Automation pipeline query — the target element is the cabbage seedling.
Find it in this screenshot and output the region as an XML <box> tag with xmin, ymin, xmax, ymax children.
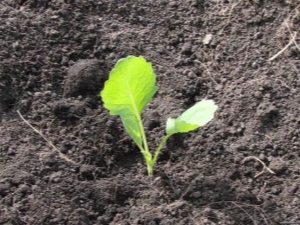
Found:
<box><xmin>101</xmin><ymin>56</ymin><xmax>217</xmax><ymax>176</ymax></box>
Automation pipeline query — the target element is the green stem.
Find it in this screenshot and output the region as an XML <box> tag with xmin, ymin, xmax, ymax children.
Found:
<box><xmin>147</xmin><ymin>163</ymin><xmax>153</xmax><ymax>176</ymax></box>
<box><xmin>151</xmin><ymin>134</ymin><xmax>172</xmax><ymax>170</ymax></box>
<box><xmin>136</xmin><ymin>114</ymin><xmax>154</xmax><ymax>175</ymax></box>
<box><xmin>135</xmin><ymin>112</ymin><xmax>172</xmax><ymax>176</ymax></box>
<box><xmin>138</xmin><ymin>116</ymin><xmax>150</xmax><ymax>154</ymax></box>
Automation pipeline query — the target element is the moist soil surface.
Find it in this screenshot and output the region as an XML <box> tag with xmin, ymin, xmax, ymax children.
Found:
<box><xmin>1</xmin><ymin>0</ymin><xmax>300</xmax><ymax>224</ymax></box>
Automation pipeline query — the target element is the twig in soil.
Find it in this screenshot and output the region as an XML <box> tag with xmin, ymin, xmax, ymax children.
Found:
<box><xmin>17</xmin><ymin>110</ymin><xmax>78</xmax><ymax>165</ymax></box>
<box><xmin>231</xmin><ymin>201</ymin><xmax>258</xmax><ymax>225</ymax></box>
<box><xmin>0</xmin><ymin>184</ymin><xmax>27</xmax><ymax>204</ymax></box>
<box><xmin>256</xmin><ymin>181</ymin><xmax>267</xmax><ymax>202</ymax></box>
<box><xmin>229</xmin><ymin>201</ymin><xmax>270</xmax><ymax>225</ymax></box>
<box><xmin>179</xmin><ymin>180</ymin><xmax>194</xmax><ymax>200</ymax></box>
<box><xmin>0</xmin><ymin>183</ymin><xmax>33</xmax><ymax>224</ymax></box>
<box><xmin>284</xmin><ymin>20</ymin><xmax>300</xmax><ymax>52</ymax></box>
<box><xmin>194</xmin><ymin>201</ymin><xmax>270</xmax><ymax>225</ymax></box>
<box><xmin>268</xmin><ymin>37</ymin><xmax>295</xmax><ymax>61</ymax></box>
<box><xmin>242</xmin><ymin>156</ymin><xmax>275</xmax><ymax>178</ymax></box>
<box><xmin>196</xmin><ymin>60</ymin><xmax>220</xmax><ymax>87</ymax></box>
<box><xmin>227</xmin><ymin>0</ymin><xmax>242</xmax><ymax>24</ymax></box>
<box><xmin>268</xmin><ymin>27</ymin><xmax>297</xmax><ymax>61</ymax></box>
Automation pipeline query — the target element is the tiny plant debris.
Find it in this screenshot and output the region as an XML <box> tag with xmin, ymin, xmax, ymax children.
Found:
<box><xmin>101</xmin><ymin>56</ymin><xmax>218</xmax><ymax>176</ymax></box>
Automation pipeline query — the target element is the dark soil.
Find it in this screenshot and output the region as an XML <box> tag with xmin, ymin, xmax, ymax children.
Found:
<box><xmin>1</xmin><ymin>0</ymin><xmax>300</xmax><ymax>224</ymax></box>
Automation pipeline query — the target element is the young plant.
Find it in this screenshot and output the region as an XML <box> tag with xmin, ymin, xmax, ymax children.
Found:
<box><xmin>101</xmin><ymin>56</ymin><xmax>217</xmax><ymax>176</ymax></box>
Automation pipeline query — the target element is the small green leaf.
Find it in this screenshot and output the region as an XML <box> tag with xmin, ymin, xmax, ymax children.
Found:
<box><xmin>101</xmin><ymin>56</ymin><xmax>157</xmax><ymax>147</ymax></box>
<box><xmin>166</xmin><ymin>119</ymin><xmax>199</xmax><ymax>135</ymax></box>
<box><xmin>166</xmin><ymin>99</ymin><xmax>218</xmax><ymax>135</ymax></box>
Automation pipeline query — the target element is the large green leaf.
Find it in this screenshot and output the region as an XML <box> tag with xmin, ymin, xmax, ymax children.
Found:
<box><xmin>166</xmin><ymin>99</ymin><xmax>218</xmax><ymax>135</ymax></box>
<box><xmin>101</xmin><ymin>56</ymin><xmax>157</xmax><ymax>147</ymax></box>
